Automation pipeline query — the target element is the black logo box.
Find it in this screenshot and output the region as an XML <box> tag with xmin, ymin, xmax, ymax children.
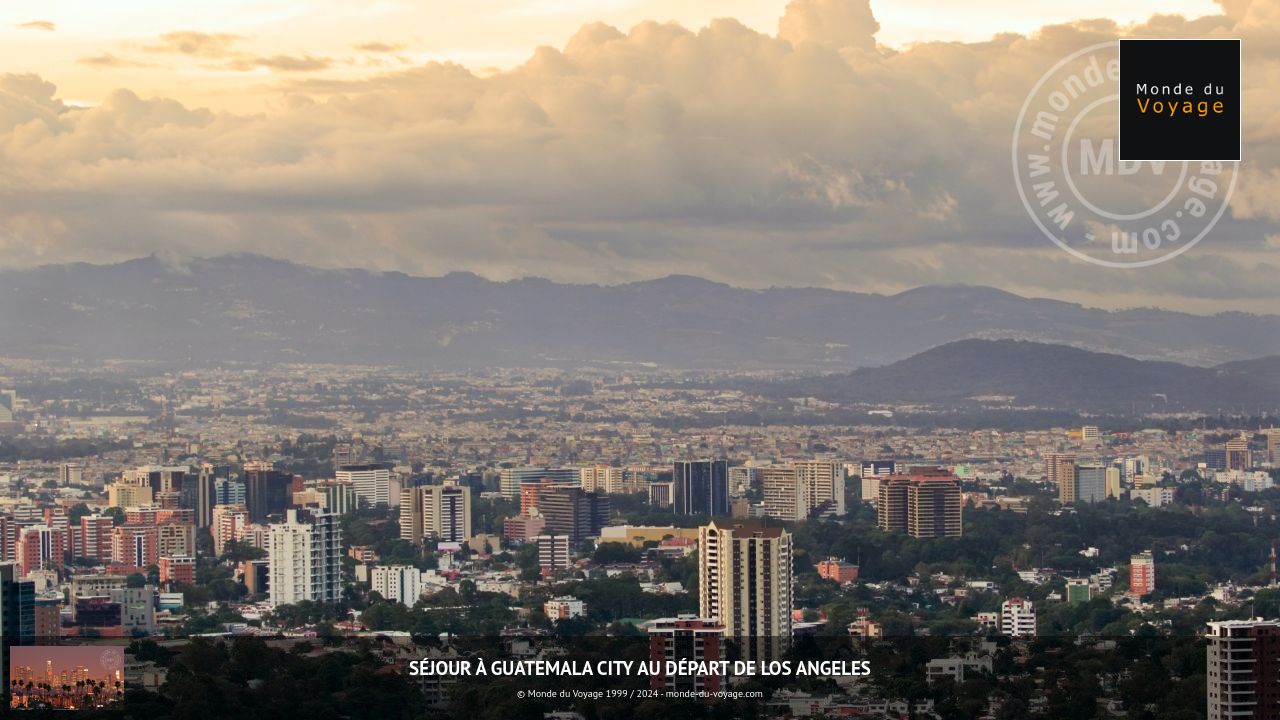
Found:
<box><xmin>1119</xmin><ymin>38</ymin><xmax>1241</xmax><ymax>161</ymax></box>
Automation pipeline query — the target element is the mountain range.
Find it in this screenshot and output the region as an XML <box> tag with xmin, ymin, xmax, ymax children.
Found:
<box><xmin>1</xmin><ymin>254</ymin><xmax>1278</xmax><ymax>371</ymax></box>
<box><xmin>774</xmin><ymin>339</ymin><xmax>1280</xmax><ymax>413</ymax></box>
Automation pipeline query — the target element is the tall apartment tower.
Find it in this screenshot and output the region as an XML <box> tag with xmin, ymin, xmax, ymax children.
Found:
<box><xmin>579</xmin><ymin>465</ymin><xmax>624</xmax><ymax>494</ymax></box>
<box><xmin>0</xmin><ymin>563</ymin><xmax>35</xmax><ymax>688</ymax></box>
<box><xmin>1206</xmin><ymin>620</ymin><xmax>1280</xmax><ymax>720</ymax></box>
<box><xmin>1226</xmin><ymin>436</ymin><xmax>1251</xmax><ymax>472</ymax></box>
<box><xmin>1130</xmin><ymin>551</ymin><xmax>1156</xmax><ymax>597</ymax></box>
<box><xmin>400</xmin><ymin>481</ymin><xmax>473</xmax><ymax>544</ymax></box>
<box><xmin>877</xmin><ymin>470</ymin><xmax>962</xmax><ymax>538</ymax></box>
<box><xmin>1045</xmin><ymin>453</ymin><xmax>1078</xmax><ymax>503</ymax></box>
<box><xmin>698</xmin><ymin>520</ymin><xmax>793</xmax><ymax>663</ymax></box>
<box><xmin>268</xmin><ymin>509</ymin><xmax>343</xmax><ymax>606</ymax></box>
<box><xmin>760</xmin><ymin>461</ymin><xmax>847</xmax><ymax>520</ymax></box>
<box><xmin>674</xmin><ymin>460</ymin><xmax>729</xmax><ymax>516</ymax></box>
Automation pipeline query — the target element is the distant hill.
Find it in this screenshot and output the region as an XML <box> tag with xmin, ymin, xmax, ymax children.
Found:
<box><xmin>775</xmin><ymin>339</ymin><xmax>1280</xmax><ymax>413</ymax></box>
<box><xmin>1</xmin><ymin>254</ymin><xmax>1279</xmax><ymax>370</ymax></box>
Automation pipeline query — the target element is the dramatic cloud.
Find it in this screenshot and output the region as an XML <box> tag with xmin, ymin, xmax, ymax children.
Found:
<box><xmin>1</xmin><ymin>0</ymin><xmax>1279</xmax><ymax>313</ymax></box>
<box><xmin>17</xmin><ymin>21</ymin><xmax>56</xmax><ymax>32</ymax></box>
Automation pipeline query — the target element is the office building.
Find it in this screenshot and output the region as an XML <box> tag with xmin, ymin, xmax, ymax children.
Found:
<box><xmin>59</xmin><ymin>463</ymin><xmax>84</xmax><ymax>487</ymax></box>
<box><xmin>647</xmin><ymin>616</ymin><xmax>725</xmax><ymax>694</ymax></box>
<box><xmin>698</xmin><ymin>520</ymin><xmax>793</xmax><ymax>663</ymax></box>
<box><xmin>195</xmin><ymin>463</ymin><xmax>233</xmax><ymax>529</ymax></box>
<box><xmin>0</xmin><ymin>563</ymin><xmax>35</xmax><ymax>683</ymax></box>
<box><xmin>1206</xmin><ymin>620</ymin><xmax>1280</xmax><ymax>720</ymax></box>
<box><xmin>1074</xmin><ymin>464</ymin><xmax>1108</xmax><ymax>504</ymax></box>
<box><xmin>648</xmin><ymin>481</ymin><xmax>674</xmax><ymax>508</ymax></box>
<box><xmin>1226</xmin><ymin>437</ymin><xmax>1251</xmax><ymax>472</ymax></box>
<box><xmin>539</xmin><ymin>487</ymin><xmax>610</xmax><ymax>544</ymax></box>
<box><xmin>371</xmin><ymin>565</ymin><xmax>424</xmax><ymax>606</ymax></box>
<box><xmin>157</xmin><ymin>522</ymin><xmax>195</xmax><ymax>559</ymax></box>
<box><xmin>674</xmin><ymin>460</ymin><xmax>729</xmax><ymax>516</ymax></box>
<box><xmin>336</xmin><ymin>463</ymin><xmax>395</xmax><ymax>508</ymax></box>
<box><xmin>1081</xmin><ymin>425</ymin><xmax>1101</xmax><ymax>445</ymax></box>
<box><xmin>1130</xmin><ymin>551</ymin><xmax>1155</xmax><ymax>597</ymax></box>
<box><xmin>268</xmin><ymin>509</ymin><xmax>343</xmax><ymax>606</ymax></box>
<box><xmin>499</xmin><ymin>467</ymin><xmax>579</xmax><ymax>500</ymax></box>
<box><xmin>244</xmin><ymin>461</ymin><xmax>295</xmax><ymax>522</ymax></box>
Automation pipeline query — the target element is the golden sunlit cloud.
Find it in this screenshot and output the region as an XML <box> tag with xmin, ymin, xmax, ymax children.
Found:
<box><xmin>17</xmin><ymin>20</ymin><xmax>55</xmax><ymax>31</ymax></box>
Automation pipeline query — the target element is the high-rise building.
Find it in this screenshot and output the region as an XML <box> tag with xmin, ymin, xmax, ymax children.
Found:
<box><xmin>371</xmin><ymin>565</ymin><xmax>424</xmax><ymax>606</ymax></box>
<box><xmin>647</xmin><ymin>616</ymin><xmax>725</xmax><ymax>694</ymax></box>
<box><xmin>0</xmin><ymin>563</ymin><xmax>35</xmax><ymax>684</ymax></box>
<box><xmin>1206</xmin><ymin>620</ymin><xmax>1280</xmax><ymax>720</ymax></box>
<box><xmin>1074</xmin><ymin>464</ymin><xmax>1108</xmax><ymax>504</ymax></box>
<box><xmin>338</xmin><ymin>463</ymin><xmax>395</xmax><ymax>508</ymax></box>
<box><xmin>1045</xmin><ymin>453</ymin><xmax>1078</xmax><ymax>503</ymax></box>
<box><xmin>78</xmin><ymin>515</ymin><xmax>115</xmax><ymax>564</ymax></box>
<box><xmin>111</xmin><ymin>524</ymin><xmax>158</xmax><ymax>569</ymax></box>
<box><xmin>244</xmin><ymin>461</ymin><xmax>295</xmax><ymax>522</ymax></box>
<box><xmin>674</xmin><ymin>460</ymin><xmax>729</xmax><ymax>516</ymax></box>
<box><xmin>59</xmin><ymin>463</ymin><xmax>84</xmax><ymax>487</ymax></box>
<box><xmin>1226</xmin><ymin>436</ymin><xmax>1251</xmax><ymax>472</ymax></box>
<box><xmin>698</xmin><ymin>520</ymin><xmax>792</xmax><ymax>662</ymax></box>
<box><xmin>1130</xmin><ymin>551</ymin><xmax>1155</xmax><ymax>597</ymax></box>
<box><xmin>760</xmin><ymin>462</ymin><xmax>846</xmax><ymax>520</ymax></box>
<box><xmin>268</xmin><ymin>509</ymin><xmax>343</xmax><ymax>606</ymax></box>
<box><xmin>540</xmin><ymin>487</ymin><xmax>610</xmax><ymax>544</ymax></box>
<box><xmin>16</xmin><ymin>526</ymin><xmax>64</xmax><ymax>576</ymax></box>
<box><xmin>1000</xmin><ymin>597</ymin><xmax>1036</xmax><ymax>637</ymax></box>
<box><xmin>159</xmin><ymin>555</ymin><xmax>196</xmax><ymax>585</ymax></box>
<box><xmin>294</xmin><ymin>480</ymin><xmax>356</xmax><ymax>516</ymax></box>
<box><xmin>579</xmin><ymin>465</ymin><xmax>624</xmax><ymax>494</ymax></box>
<box><xmin>107</xmin><ymin>482</ymin><xmax>154</xmax><ymax>508</ymax></box>
<box><xmin>499</xmin><ymin>467</ymin><xmax>579</xmax><ymax>500</ymax></box>
<box><xmin>1266</xmin><ymin>430</ymin><xmax>1280</xmax><ymax>465</ymax></box>
<box><xmin>876</xmin><ymin>470</ymin><xmax>963</xmax><ymax>538</ymax></box>
<box><xmin>536</xmin><ymin>534</ymin><xmax>572</xmax><ymax>576</ymax></box>
<box><xmin>400</xmin><ymin>481</ymin><xmax>473</xmax><ymax>544</ymax></box>
<box><xmin>156</xmin><ymin>522</ymin><xmax>195</xmax><ymax>559</ymax></box>
<box><xmin>195</xmin><ymin>463</ymin><xmax>234</xmax><ymax>529</ymax></box>
<box><xmin>1081</xmin><ymin>425</ymin><xmax>1101</xmax><ymax>445</ymax></box>
<box><xmin>211</xmin><ymin>504</ymin><xmax>251</xmax><ymax>556</ymax></box>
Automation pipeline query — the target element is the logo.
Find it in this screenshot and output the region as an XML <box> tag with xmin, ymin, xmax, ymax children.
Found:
<box><xmin>1012</xmin><ymin>41</ymin><xmax>1237</xmax><ymax>268</ymax></box>
<box><xmin>99</xmin><ymin>647</ymin><xmax>123</xmax><ymax>671</ymax></box>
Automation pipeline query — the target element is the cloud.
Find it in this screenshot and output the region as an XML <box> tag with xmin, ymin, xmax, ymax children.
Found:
<box><xmin>77</xmin><ymin>54</ymin><xmax>158</xmax><ymax>69</ymax></box>
<box><xmin>144</xmin><ymin>31</ymin><xmax>243</xmax><ymax>58</ymax></box>
<box><xmin>354</xmin><ymin>42</ymin><xmax>405</xmax><ymax>53</ymax></box>
<box><xmin>778</xmin><ymin>0</ymin><xmax>880</xmax><ymax>51</ymax></box>
<box><xmin>1</xmin><ymin>1</ymin><xmax>1280</xmax><ymax>313</ymax></box>
<box><xmin>226</xmin><ymin>55</ymin><xmax>332</xmax><ymax>72</ymax></box>
<box><xmin>18</xmin><ymin>21</ymin><xmax>55</xmax><ymax>32</ymax></box>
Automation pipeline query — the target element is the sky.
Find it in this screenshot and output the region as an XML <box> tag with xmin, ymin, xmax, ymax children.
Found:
<box><xmin>1</xmin><ymin>0</ymin><xmax>1278</xmax><ymax>314</ymax></box>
